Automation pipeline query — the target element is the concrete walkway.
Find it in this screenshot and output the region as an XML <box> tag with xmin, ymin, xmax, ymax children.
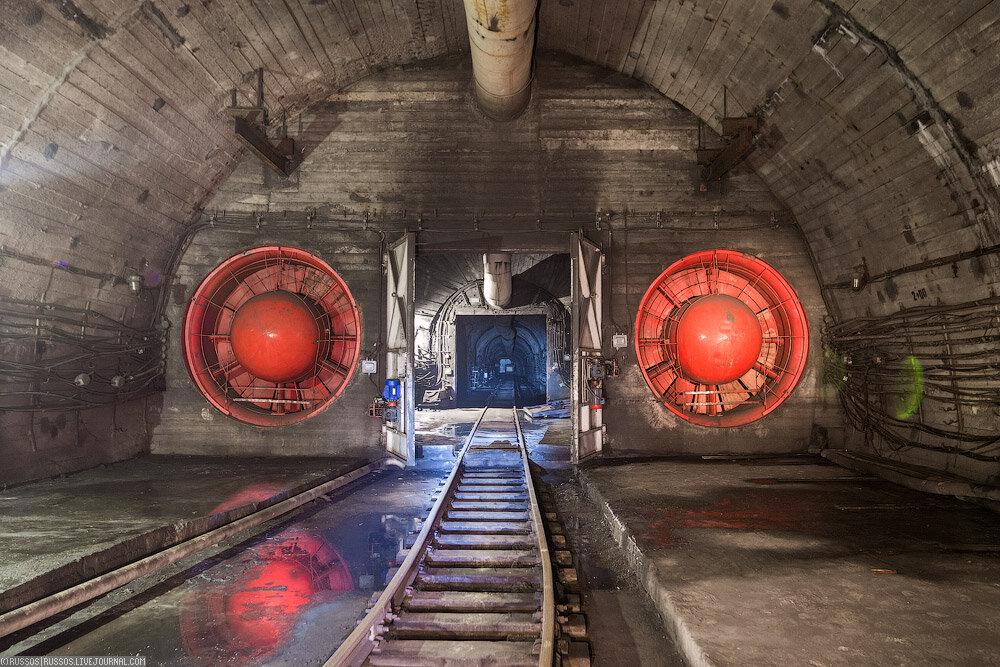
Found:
<box><xmin>0</xmin><ymin>454</ymin><xmax>369</xmax><ymax>615</ymax></box>
<box><xmin>579</xmin><ymin>458</ymin><xmax>1000</xmax><ymax>667</ymax></box>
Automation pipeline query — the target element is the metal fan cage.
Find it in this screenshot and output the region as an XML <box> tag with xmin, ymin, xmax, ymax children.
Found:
<box><xmin>634</xmin><ymin>249</ymin><xmax>808</xmax><ymax>426</ymax></box>
<box><xmin>182</xmin><ymin>246</ymin><xmax>360</xmax><ymax>426</ymax></box>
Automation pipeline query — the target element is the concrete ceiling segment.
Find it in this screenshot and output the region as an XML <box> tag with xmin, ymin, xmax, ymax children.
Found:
<box><xmin>2</xmin><ymin>0</ymin><xmax>999</xmax><ymax>323</ymax></box>
<box><xmin>0</xmin><ymin>0</ymin><xmax>468</xmax><ymax>313</ymax></box>
<box><xmin>539</xmin><ymin>0</ymin><xmax>1000</xmax><ymax>318</ymax></box>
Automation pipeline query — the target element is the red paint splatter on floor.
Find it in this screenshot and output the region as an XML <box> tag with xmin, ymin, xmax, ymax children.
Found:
<box><xmin>644</xmin><ymin>493</ymin><xmax>812</xmax><ymax>547</ymax></box>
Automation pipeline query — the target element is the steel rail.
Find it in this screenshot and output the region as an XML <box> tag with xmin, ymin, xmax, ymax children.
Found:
<box><xmin>325</xmin><ymin>405</ymin><xmax>490</xmax><ymax>667</ymax></box>
<box><xmin>0</xmin><ymin>459</ymin><xmax>384</xmax><ymax>638</ymax></box>
<box><xmin>513</xmin><ymin>406</ymin><xmax>556</xmax><ymax>667</ymax></box>
<box><xmin>326</xmin><ymin>404</ymin><xmax>556</xmax><ymax>666</ymax></box>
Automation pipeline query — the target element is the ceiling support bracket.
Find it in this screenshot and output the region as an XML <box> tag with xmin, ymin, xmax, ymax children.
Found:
<box><xmin>229</xmin><ymin>68</ymin><xmax>295</xmax><ymax>177</ymax></box>
<box><xmin>697</xmin><ymin>116</ymin><xmax>759</xmax><ymax>189</ymax></box>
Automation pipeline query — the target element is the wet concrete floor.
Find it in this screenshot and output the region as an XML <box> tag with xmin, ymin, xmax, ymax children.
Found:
<box><xmin>8</xmin><ymin>410</ymin><xmax>997</xmax><ymax>666</ymax></box>
<box><xmin>4</xmin><ymin>459</ymin><xmax>447</xmax><ymax>662</ymax></box>
<box><xmin>580</xmin><ymin>458</ymin><xmax>1000</xmax><ymax>666</ymax></box>
<box><xmin>4</xmin><ymin>410</ymin><xmax>684</xmax><ymax>665</ymax></box>
<box><xmin>0</xmin><ymin>455</ymin><xmax>368</xmax><ymax>600</ymax></box>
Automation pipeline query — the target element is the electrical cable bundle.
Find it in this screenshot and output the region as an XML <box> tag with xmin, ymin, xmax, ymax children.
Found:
<box><xmin>822</xmin><ymin>296</ymin><xmax>1000</xmax><ymax>462</ymax></box>
<box><xmin>0</xmin><ymin>297</ymin><xmax>166</xmax><ymax>411</ymax></box>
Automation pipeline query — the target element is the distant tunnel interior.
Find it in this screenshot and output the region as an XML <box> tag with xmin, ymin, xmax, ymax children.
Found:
<box><xmin>414</xmin><ymin>252</ymin><xmax>571</xmax><ymax>411</ymax></box>
<box><xmin>455</xmin><ymin>314</ymin><xmax>547</xmax><ymax>408</ymax></box>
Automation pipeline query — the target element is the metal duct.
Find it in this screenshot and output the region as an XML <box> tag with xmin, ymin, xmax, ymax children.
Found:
<box><xmin>462</xmin><ymin>0</ymin><xmax>538</xmax><ymax>120</ymax></box>
<box><xmin>483</xmin><ymin>253</ymin><xmax>512</xmax><ymax>309</ymax></box>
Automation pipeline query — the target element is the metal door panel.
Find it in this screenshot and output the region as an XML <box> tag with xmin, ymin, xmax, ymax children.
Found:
<box><xmin>386</xmin><ymin>233</ymin><xmax>415</xmax><ymax>464</ymax></box>
<box><xmin>571</xmin><ymin>233</ymin><xmax>604</xmax><ymax>463</ymax></box>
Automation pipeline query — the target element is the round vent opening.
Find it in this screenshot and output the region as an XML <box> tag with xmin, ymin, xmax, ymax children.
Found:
<box><xmin>635</xmin><ymin>249</ymin><xmax>808</xmax><ymax>427</ymax></box>
<box><xmin>183</xmin><ymin>246</ymin><xmax>361</xmax><ymax>426</ymax></box>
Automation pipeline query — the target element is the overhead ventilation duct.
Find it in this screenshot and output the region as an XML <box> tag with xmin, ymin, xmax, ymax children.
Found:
<box><xmin>483</xmin><ymin>253</ymin><xmax>512</xmax><ymax>309</ymax></box>
<box><xmin>462</xmin><ymin>0</ymin><xmax>538</xmax><ymax>120</ymax></box>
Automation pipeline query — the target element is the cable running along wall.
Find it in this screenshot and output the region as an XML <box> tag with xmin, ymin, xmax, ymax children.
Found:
<box><xmin>0</xmin><ymin>297</ymin><xmax>164</xmax><ymax>410</ymax></box>
<box><xmin>823</xmin><ymin>297</ymin><xmax>1000</xmax><ymax>463</ymax></box>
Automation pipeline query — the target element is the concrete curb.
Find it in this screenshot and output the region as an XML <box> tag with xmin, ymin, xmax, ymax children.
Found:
<box><xmin>577</xmin><ymin>470</ymin><xmax>715</xmax><ymax>667</ymax></box>
<box><xmin>0</xmin><ymin>458</ymin><xmax>386</xmax><ymax>639</ymax></box>
<box><xmin>0</xmin><ymin>457</ymin><xmax>381</xmax><ymax>616</ymax></box>
<box><xmin>821</xmin><ymin>449</ymin><xmax>1000</xmax><ymax>505</ymax></box>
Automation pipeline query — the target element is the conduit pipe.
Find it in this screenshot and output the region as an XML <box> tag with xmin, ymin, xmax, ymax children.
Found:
<box><xmin>462</xmin><ymin>0</ymin><xmax>538</xmax><ymax>120</ymax></box>
<box><xmin>483</xmin><ymin>252</ymin><xmax>512</xmax><ymax>308</ymax></box>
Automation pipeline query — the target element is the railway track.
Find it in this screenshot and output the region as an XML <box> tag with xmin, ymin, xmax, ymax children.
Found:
<box><xmin>328</xmin><ymin>406</ymin><xmax>557</xmax><ymax>666</ymax></box>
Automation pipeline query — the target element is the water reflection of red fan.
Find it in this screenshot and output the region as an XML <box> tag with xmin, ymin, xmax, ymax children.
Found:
<box><xmin>180</xmin><ymin>507</ymin><xmax>353</xmax><ymax>661</ymax></box>
<box><xmin>209</xmin><ymin>483</ymin><xmax>289</xmax><ymax>514</ymax></box>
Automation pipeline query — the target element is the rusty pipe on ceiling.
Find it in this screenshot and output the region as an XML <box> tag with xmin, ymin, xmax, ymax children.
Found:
<box><xmin>462</xmin><ymin>0</ymin><xmax>538</xmax><ymax>120</ymax></box>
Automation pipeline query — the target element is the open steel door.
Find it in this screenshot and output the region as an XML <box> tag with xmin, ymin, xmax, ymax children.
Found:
<box><xmin>571</xmin><ymin>233</ymin><xmax>604</xmax><ymax>462</ymax></box>
<box><xmin>386</xmin><ymin>233</ymin><xmax>415</xmax><ymax>464</ymax></box>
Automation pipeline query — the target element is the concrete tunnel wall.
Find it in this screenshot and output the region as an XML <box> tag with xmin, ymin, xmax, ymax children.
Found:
<box><xmin>1</xmin><ymin>0</ymin><xmax>998</xmax><ymax>486</ymax></box>
<box><xmin>177</xmin><ymin>55</ymin><xmax>839</xmax><ymax>458</ymax></box>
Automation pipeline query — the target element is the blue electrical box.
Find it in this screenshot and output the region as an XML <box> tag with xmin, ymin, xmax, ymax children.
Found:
<box><xmin>382</xmin><ymin>379</ymin><xmax>401</xmax><ymax>402</ymax></box>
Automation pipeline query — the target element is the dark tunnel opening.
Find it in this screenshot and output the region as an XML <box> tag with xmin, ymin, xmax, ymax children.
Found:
<box><xmin>455</xmin><ymin>314</ymin><xmax>547</xmax><ymax>408</ymax></box>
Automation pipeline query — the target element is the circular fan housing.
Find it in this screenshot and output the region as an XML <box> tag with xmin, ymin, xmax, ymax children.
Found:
<box><xmin>635</xmin><ymin>249</ymin><xmax>808</xmax><ymax>427</ymax></box>
<box><xmin>183</xmin><ymin>246</ymin><xmax>360</xmax><ymax>426</ymax></box>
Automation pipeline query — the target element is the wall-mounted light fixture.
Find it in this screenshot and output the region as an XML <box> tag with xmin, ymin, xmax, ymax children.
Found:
<box><xmin>126</xmin><ymin>272</ymin><xmax>144</xmax><ymax>294</ymax></box>
<box><xmin>851</xmin><ymin>258</ymin><xmax>869</xmax><ymax>292</ymax></box>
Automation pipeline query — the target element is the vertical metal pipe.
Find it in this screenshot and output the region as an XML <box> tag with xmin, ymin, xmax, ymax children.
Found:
<box><xmin>483</xmin><ymin>252</ymin><xmax>512</xmax><ymax>309</ymax></box>
<box><xmin>462</xmin><ymin>0</ymin><xmax>538</xmax><ymax>120</ymax></box>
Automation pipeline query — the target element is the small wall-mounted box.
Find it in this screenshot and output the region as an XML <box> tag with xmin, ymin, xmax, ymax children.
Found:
<box><xmin>361</xmin><ymin>359</ymin><xmax>377</xmax><ymax>374</ymax></box>
<box><xmin>612</xmin><ymin>334</ymin><xmax>628</xmax><ymax>349</ymax></box>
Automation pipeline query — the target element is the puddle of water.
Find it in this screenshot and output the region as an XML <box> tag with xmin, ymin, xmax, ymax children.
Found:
<box><xmin>178</xmin><ymin>512</ymin><xmax>419</xmax><ymax>663</ymax></box>
<box><xmin>41</xmin><ymin>479</ymin><xmax>430</xmax><ymax>665</ymax></box>
<box><xmin>442</xmin><ymin>423</ymin><xmax>473</xmax><ymax>438</ymax></box>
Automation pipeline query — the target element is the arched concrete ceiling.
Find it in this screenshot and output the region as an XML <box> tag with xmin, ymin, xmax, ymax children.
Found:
<box><xmin>0</xmin><ymin>0</ymin><xmax>465</xmax><ymax>306</ymax></box>
<box><xmin>545</xmin><ymin>0</ymin><xmax>1000</xmax><ymax>319</ymax></box>
<box><xmin>1</xmin><ymin>0</ymin><xmax>999</xmax><ymax>320</ymax></box>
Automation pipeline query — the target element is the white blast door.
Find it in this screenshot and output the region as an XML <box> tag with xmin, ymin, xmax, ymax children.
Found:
<box><xmin>571</xmin><ymin>233</ymin><xmax>604</xmax><ymax>462</ymax></box>
<box><xmin>385</xmin><ymin>233</ymin><xmax>415</xmax><ymax>464</ymax></box>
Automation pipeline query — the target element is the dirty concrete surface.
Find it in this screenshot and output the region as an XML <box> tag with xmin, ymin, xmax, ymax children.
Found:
<box><xmin>579</xmin><ymin>458</ymin><xmax>1000</xmax><ymax>666</ymax></box>
<box><xmin>533</xmin><ymin>458</ymin><xmax>683</xmax><ymax>666</ymax></box>
<box><xmin>0</xmin><ymin>455</ymin><xmax>368</xmax><ymax>597</ymax></box>
<box><xmin>12</xmin><ymin>410</ymin><xmax>993</xmax><ymax>667</ymax></box>
<box><xmin>4</xmin><ymin>460</ymin><xmax>446</xmax><ymax>661</ymax></box>
<box><xmin>4</xmin><ymin>409</ymin><xmax>684</xmax><ymax>665</ymax></box>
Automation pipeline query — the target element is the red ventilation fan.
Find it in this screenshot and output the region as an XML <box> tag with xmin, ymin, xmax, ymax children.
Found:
<box><xmin>183</xmin><ymin>246</ymin><xmax>361</xmax><ymax>426</ymax></box>
<box><xmin>635</xmin><ymin>249</ymin><xmax>808</xmax><ymax>427</ymax></box>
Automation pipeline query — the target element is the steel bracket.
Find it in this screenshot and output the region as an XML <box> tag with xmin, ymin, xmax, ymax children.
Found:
<box><xmin>229</xmin><ymin>68</ymin><xmax>295</xmax><ymax>176</ymax></box>
<box><xmin>698</xmin><ymin>116</ymin><xmax>759</xmax><ymax>188</ymax></box>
